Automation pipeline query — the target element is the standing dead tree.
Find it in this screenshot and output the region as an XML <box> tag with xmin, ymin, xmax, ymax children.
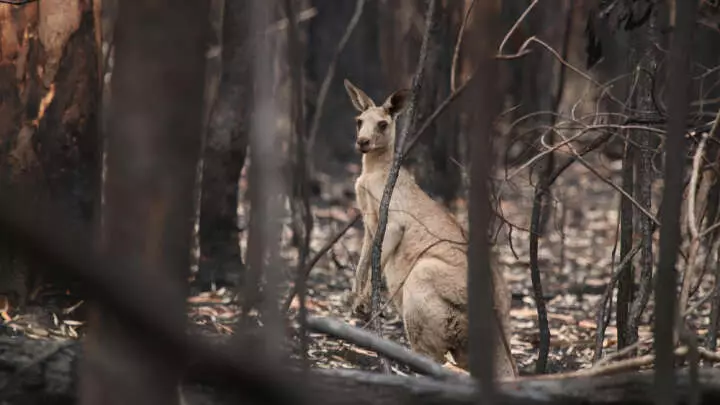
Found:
<box><xmin>626</xmin><ymin>0</ymin><xmax>661</xmax><ymax>349</ymax></box>
<box><xmin>241</xmin><ymin>0</ymin><xmax>287</xmax><ymax>359</ymax></box>
<box><xmin>282</xmin><ymin>0</ymin><xmax>314</xmax><ymax>367</ymax></box>
<box><xmin>196</xmin><ymin>0</ymin><xmax>252</xmax><ymax>292</ymax></box>
<box><xmin>0</xmin><ymin>0</ymin><xmax>102</xmax><ymax>309</ymax></box>
<box><xmin>654</xmin><ymin>1</ymin><xmax>699</xmax><ymax>404</ymax></box>
<box><xmin>77</xmin><ymin>0</ymin><xmax>209</xmax><ymax>404</ymax></box>
<box><xmin>465</xmin><ymin>0</ymin><xmax>504</xmax><ymax>399</ymax></box>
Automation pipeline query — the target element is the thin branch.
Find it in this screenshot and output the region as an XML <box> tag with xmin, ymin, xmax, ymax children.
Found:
<box><xmin>307</xmin><ymin>0</ymin><xmax>366</xmax><ymax>153</ymax></box>
<box><xmin>595</xmin><ymin>242</ymin><xmax>645</xmax><ymax>361</ymax></box>
<box><xmin>368</xmin><ymin>0</ymin><xmax>437</xmax><ymax>372</ymax></box>
<box><xmin>504</xmin><ymin>123</ymin><xmax>665</xmax><ymax>183</ymax></box>
<box><xmin>679</xmin><ymin>134</ymin><xmax>708</xmax><ymax>317</ymax></box>
<box><xmin>283</xmin><ymin>213</ymin><xmax>361</xmax><ymax>312</ymax></box>
<box><xmin>282</xmin><ymin>0</ymin><xmax>313</xmax><ymax>369</ymax></box>
<box><xmin>265</xmin><ymin>7</ymin><xmax>318</xmax><ymax>34</ymax></box>
<box><xmin>450</xmin><ymin>0</ymin><xmax>476</xmax><ymax>92</ymax></box>
<box><xmin>404</xmin><ymin>72</ymin><xmax>474</xmax><ymax>155</ymax></box>
<box><xmin>594</xmin><ymin>209</ymin><xmax>620</xmax><ymax>362</ymax></box>
<box><xmin>553</xmin><ymin>133</ymin><xmax>661</xmax><ymax>226</ymax></box>
<box><xmin>497</xmin><ymin>0</ymin><xmax>539</xmax><ymax>57</ymax></box>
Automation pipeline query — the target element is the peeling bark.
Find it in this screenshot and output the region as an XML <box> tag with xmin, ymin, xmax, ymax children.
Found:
<box><xmin>0</xmin><ymin>1</ymin><xmax>101</xmax><ymax>308</ymax></box>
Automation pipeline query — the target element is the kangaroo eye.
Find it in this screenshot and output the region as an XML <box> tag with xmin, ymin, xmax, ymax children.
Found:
<box><xmin>378</xmin><ymin>121</ymin><xmax>388</xmax><ymax>131</ymax></box>
<box><xmin>356</xmin><ymin>119</ymin><xmax>363</xmax><ymax>131</ymax></box>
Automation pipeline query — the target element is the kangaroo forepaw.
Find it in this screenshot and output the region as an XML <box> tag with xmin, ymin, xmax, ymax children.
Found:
<box><xmin>347</xmin><ymin>292</ymin><xmax>371</xmax><ymax>320</ymax></box>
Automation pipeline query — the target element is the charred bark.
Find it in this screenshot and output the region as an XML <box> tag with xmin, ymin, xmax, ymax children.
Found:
<box><xmin>0</xmin><ymin>1</ymin><xmax>102</xmax><ymax>308</ymax></box>
<box><xmin>195</xmin><ymin>0</ymin><xmax>251</xmax><ymax>292</ymax></box>
<box><xmin>627</xmin><ymin>1</ymin><xmax>662</xmax><ymax>348</ymax></box>
<box><xmin>405</xmin><ymin>0</ymin><xmax>462</xmax><ymax>206</ymax></box>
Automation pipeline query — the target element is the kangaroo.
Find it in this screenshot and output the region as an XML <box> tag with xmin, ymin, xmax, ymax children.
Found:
<box><xmin>343</xmin><ymin>79</ymin><xmax>517</xmax><ymax>379</ymax></box>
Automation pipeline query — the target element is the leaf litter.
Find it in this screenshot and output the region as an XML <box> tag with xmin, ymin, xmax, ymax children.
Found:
<box><xmin>2</xmin><ymin>152</ymin><xmax>718</xmax><ymax>376</ymax></box>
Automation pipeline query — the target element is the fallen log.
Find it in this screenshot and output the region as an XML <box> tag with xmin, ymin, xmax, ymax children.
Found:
<box><xmin>1</xmin><ymin>337</ymin><xmax>720</xmax><ymax>405</ymax></box>
<box><xmin>305</xmin><ymin>315</ymin><xmax>464</xmax><ymax>380</ymax></box>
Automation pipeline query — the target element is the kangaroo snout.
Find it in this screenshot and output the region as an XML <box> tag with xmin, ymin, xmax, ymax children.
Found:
<box><xmin>356</xmin><ymin>138</ymin><xmax>370</xmax><ymax>153</ymax></box>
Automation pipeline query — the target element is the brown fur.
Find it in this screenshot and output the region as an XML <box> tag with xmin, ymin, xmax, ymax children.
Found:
<box><xmin>343</xmin><ymin>79</ymin><xmax>517</xmax><ymax>379</ymax></box>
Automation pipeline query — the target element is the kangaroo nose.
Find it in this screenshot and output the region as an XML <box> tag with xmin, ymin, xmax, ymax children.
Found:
<box><xmin>357</xmin><ymin>139</ymin><xmax>370</xmax><ymax>148</ymax></box>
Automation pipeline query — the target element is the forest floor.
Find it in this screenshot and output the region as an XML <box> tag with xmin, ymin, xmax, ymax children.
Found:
<box><xmin>266</xmin><ymin>150</ymin><xmax>718</xmax><ymax>376</ymax></box>
<box><xmin>2</xmin><ymin>150</ymin><xmax>717</xmax><ymax>378</ymax></box>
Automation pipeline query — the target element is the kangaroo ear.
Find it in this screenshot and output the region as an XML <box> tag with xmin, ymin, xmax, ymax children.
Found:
<box><xmin>381</xmin><ymin>89</ymin><xmax>411</xmax><ymax>117</ymax></box>
<box><xmin>344</xmin><ymin>79</ymin><xmax>375</xmax><ymax>112</ymax></box>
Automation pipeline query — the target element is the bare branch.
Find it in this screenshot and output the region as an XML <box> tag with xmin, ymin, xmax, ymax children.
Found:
<box><xmin>283</xmin><ymin>213</ymin><xmax>361</xmax><ymax>312</ymax></box>
<box><xmin>368</xmin><ymin>0</ymin><xmax>437</xmax><ymax>372</ymax></box>
<box><xmin>497</xmin><ymin>0</ymin><xmax>539</xmax><ymax>58</ymax></box>
<box><xmin>450</xmin><ymin>0</ymin><xmax>476</xmax><ymax>92</ymax></box>
<box><xmin>307</xmin><ymin>0</ymin><xmax>366</xmax><ymax>154</ymax></box>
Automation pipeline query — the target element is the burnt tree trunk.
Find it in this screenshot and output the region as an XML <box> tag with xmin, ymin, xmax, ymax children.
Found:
<box><xmin>405</xmin><ymin>0</ymin><xmax>462</xmax><ymax>206</ymax></box>
<box><xmin>627</xmin><ymin>1</ymin><xmax>663</xmax><ymax>347</ymax></box>
<box><xmin>0</xmin><ymin>1</ymin><xmax>102</xmax><ymax>308</ymax></box>
<box><xmin>195</xmin><ymin>0</ymin><xmax>251</xmax><ymax>291</ymax></box>
<box><xmin>78</xmin><ymin>0</ymin><xmax>208</xmax><ymax>404</ymax></box>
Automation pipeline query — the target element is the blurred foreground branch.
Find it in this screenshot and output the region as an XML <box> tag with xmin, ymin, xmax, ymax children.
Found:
<box><xmin>3</xmin><ymin>337</ymin><xmax>720</xmax><ymax>404</ymax></box>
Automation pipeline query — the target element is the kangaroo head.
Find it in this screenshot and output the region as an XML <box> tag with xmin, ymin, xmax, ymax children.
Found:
<box><xmin>343</xmin><ymin>79</ymin><xmax>410</xmax><ymax>155</ymax></box>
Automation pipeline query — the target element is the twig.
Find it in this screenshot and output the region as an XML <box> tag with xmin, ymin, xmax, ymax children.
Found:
<box><xmin>306</xmin><ymin>315</ymin><xmax>465</xmax><ymax>380</ymax></box>
<box><xmin>617</xmin><ymin>132</ymin><xmax>635</xmax><ymax>349</ymax></box>
<box><xmin>593</xmin><ymin>338</ymin><xmax>649</xmax><ymax>369</ymax></box>
<box><xmin>528</xmin><ymin>185</ymin><xmax>550</xmax><ymax>374</ymax></box>
<box><xmin>307</xmin><ymin>0</ymin><xmax>366</xmax><ymax>154</ymax></box>
<box><xmin>450</xmin><ymin>0</ymin><xmax>476</xmax><ymax>92</ymax></box>
<box><xmin>679</xmin><ymin>134</ymin><xmax>708</xmax><ymax>317</ymax></box>
<box><xmin>369</xmin><ymin>0</ymin><xmax>437</xmax><ymax>373</ymax></box>
<box><xmin>527</xmin><ymin>1</ymin><xmax>574</xmax><ymax>372</ymax></box>
<box><xmin>265</xmin><ymin>7</ymin><xmax>318</xmax><ymax>34</ymax></box>
<box><xmin>497</xmin><ymin>0</ymin><xmax>539</xmax><ymax>57</ymax></box>
<box><xmin>555</xmin><ymin>133</ymin><xmax>661</xmax><ymax>226</ymax></box>
<box><xmin>525</xmin><ymin>345</ymin><xmax>700</xmax><ymax>382</ymax></box>
<box><xmin>404</xmin><ymin>73</ymin><xmax>474</xmax><ymax>155</ymax></box>
<box><xmin>283</xmin><ymin>213</ymin><xmax>360</xmax><ymax>312</ymax></box>
<box><xmin>523</xmin><ymin>132</ymin><xmax>614</xmax><ymax>373</ymax></box>
<box><xmin>282</xmin><ymin>0</ymin><xmax>313</xmax><ymax>369</ymax></box>
<box><xmin>359</xmin><ymin>238</ymin><xmax>454</xmax><ymax>329</ymax></box>
<box><xmin>595</xmin><ymin>241</ymin><xmax>644</xmax><ymax>362</ymax></box>
<box><xmin>502</xmin><ymin>122</ymin><xmax>664</xmax><ymax>185</ymax></box>
<box><xmin>498</xmin><ymin>37</ymin><xmax>602</xmax><ymax>89</ymax></box>
<box><xmin>688</xmin><ymin>135</ymin><xmax>707</xmax><ymax>240</ymax></box>
<box><xmin>596</xmin><ymin>198</ymin><xmax>622</xmax><ymax>361</ymax></box>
